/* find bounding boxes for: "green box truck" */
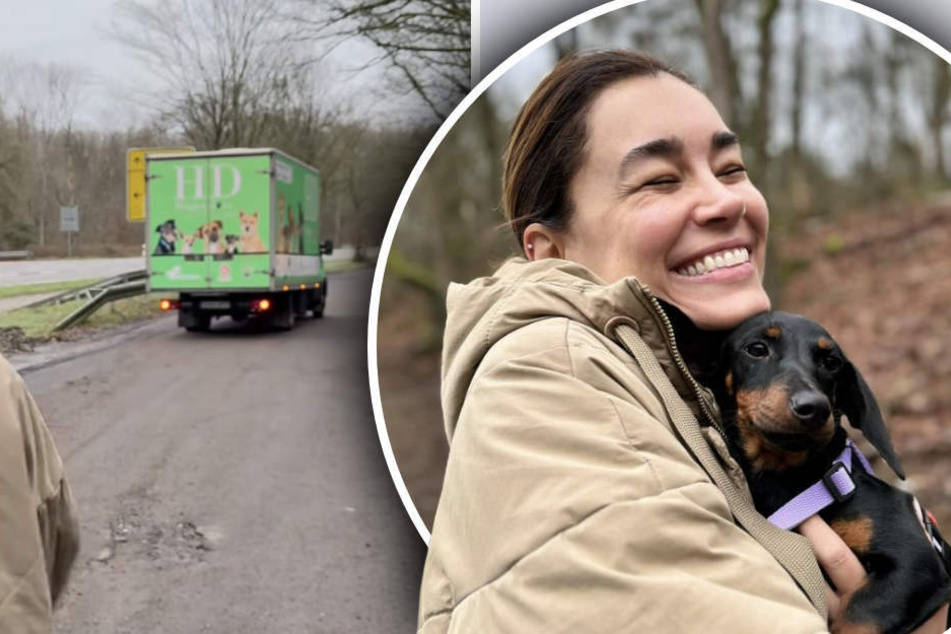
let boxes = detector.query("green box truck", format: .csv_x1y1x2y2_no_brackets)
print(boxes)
146,148,333,331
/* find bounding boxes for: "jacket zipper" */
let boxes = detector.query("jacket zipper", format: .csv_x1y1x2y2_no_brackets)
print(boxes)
633,281,727,438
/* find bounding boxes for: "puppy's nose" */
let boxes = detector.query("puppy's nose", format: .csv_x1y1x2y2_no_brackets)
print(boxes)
790,392,831,429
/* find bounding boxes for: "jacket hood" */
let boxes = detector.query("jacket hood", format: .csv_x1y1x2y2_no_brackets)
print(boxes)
441,257,702,440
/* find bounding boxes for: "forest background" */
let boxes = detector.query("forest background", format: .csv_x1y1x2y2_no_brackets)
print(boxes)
378,0,951,533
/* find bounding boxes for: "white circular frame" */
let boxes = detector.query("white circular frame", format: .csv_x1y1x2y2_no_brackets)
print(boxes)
367,0,951,544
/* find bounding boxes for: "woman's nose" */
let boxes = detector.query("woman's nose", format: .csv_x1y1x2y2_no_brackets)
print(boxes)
691,178,746,226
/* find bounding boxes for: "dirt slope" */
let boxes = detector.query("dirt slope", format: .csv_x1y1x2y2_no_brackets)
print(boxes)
781,202,951,527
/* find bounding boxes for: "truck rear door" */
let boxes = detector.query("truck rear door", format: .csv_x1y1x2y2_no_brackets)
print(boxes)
148,157,207,291
204,154,272,290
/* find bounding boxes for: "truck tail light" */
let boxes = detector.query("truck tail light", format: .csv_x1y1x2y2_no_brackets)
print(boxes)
256,299,272,312
160,299,179,311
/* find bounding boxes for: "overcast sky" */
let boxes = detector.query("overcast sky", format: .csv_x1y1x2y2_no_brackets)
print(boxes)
0,0,412,131
0,0,129,127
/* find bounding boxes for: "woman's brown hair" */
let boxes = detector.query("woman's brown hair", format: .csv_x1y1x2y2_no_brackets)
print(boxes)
502,50,691,248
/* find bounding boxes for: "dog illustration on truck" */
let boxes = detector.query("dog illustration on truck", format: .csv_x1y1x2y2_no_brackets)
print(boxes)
238,211,267,253
146,148,333,331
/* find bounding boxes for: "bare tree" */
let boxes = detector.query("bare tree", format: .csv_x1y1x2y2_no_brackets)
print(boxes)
0,59,88,248
291,0,470,119
782,0,817,221
930,56,951,185
790,0,806,162
0,58,86,134
112,0,310,148
695,0,741,128
0,113,28,249
749,0,780,185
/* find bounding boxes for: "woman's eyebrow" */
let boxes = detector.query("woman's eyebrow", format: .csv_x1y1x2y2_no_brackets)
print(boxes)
618,136,683,178
617,131,741,179
713,130,740,151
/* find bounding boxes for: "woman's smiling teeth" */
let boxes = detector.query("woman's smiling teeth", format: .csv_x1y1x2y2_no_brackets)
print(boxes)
676,247,750,277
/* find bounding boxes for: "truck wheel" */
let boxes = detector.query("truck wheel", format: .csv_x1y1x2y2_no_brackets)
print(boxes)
272,296,295,331
184,314,211,332
312,282,328,318
293,291,308,318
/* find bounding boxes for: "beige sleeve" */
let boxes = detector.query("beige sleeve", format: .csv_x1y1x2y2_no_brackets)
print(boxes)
0,358,79,632
420,320,828,634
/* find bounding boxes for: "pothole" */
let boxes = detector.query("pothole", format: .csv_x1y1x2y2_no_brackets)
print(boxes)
92,511,214,567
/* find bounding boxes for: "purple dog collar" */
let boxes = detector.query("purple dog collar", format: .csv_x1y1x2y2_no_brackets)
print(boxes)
767,439,873,531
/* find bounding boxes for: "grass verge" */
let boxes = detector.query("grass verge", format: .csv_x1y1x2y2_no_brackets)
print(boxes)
0,278,101,299
0,294,166,339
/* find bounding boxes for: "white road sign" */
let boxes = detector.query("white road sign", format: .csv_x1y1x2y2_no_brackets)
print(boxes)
60,206,79,232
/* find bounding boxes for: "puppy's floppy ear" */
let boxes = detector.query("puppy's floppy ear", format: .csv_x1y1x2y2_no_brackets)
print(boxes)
836,359,905,479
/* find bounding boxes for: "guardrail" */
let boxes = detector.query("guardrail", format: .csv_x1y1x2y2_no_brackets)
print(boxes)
24,270,149,331
53,279,148,331
26,270,148,310
0,251,32,261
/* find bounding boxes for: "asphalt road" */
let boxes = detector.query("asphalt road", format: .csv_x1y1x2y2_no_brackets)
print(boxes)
14,269,424,633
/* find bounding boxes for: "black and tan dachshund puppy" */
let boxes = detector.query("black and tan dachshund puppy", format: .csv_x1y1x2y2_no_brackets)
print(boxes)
713,312,950,634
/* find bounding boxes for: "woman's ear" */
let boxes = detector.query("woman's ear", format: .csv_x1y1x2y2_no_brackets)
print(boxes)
523,223,564,261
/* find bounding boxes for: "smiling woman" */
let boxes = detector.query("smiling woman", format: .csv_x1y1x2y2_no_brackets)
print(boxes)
415,50,948,634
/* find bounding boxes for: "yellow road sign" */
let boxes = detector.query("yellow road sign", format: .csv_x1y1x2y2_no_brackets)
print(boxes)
127,147,195,222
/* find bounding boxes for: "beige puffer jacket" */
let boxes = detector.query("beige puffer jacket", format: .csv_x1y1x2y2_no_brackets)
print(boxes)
0,356,79,632
418,258,830,633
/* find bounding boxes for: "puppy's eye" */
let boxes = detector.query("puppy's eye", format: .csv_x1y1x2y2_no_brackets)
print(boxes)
744,342,769,358
821,356,843,372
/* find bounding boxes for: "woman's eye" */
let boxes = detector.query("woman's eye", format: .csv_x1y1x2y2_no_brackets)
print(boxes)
744,342,769,358
719,165,747,179
642,176,679,188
